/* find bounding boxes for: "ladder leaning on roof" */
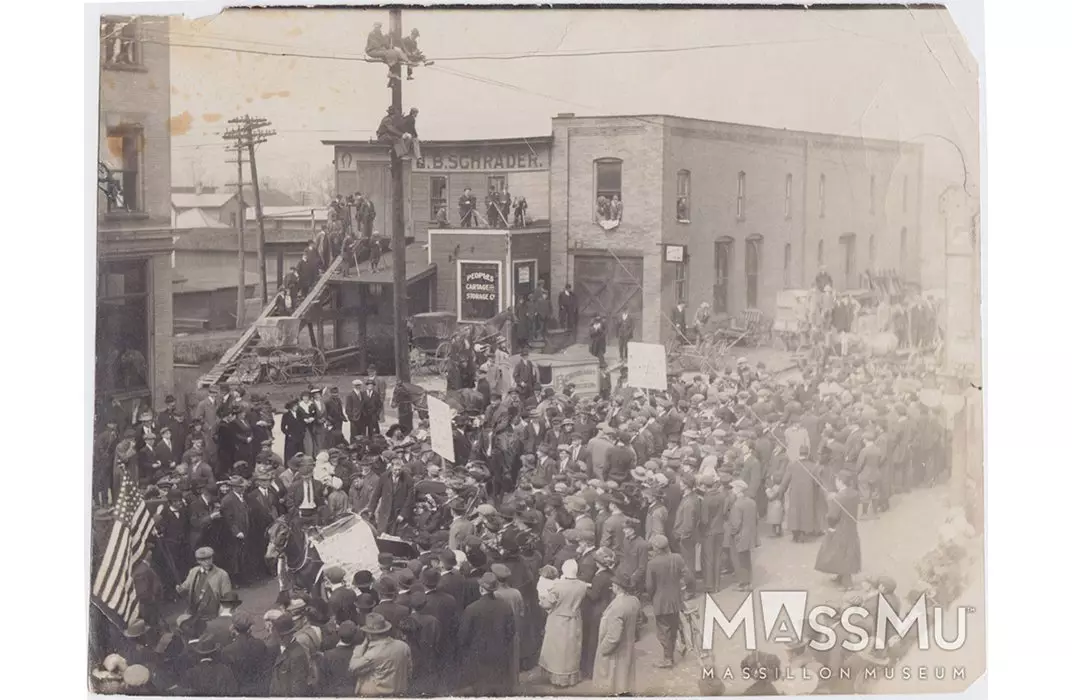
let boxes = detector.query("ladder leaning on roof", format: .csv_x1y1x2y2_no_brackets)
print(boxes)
197,253,346,388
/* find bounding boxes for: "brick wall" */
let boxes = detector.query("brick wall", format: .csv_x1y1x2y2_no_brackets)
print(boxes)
428,231,508,318
665,120,808,325
550,117,666,343
98,16,171,230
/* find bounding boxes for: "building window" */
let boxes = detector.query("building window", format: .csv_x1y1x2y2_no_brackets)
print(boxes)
594,158,623,223
714,238,733,314
784,173,793,219
674,262,688,304
745,235,763,308
903,175,909,212
783,243,792,288
101,16,142,67
96,259,150,398
869,174,876,215
817,239,825,267
900,227,908,272
819,173,826,218
102,126,143,213
229,212,237,228
736,171,747,220
840,233,857,288
430,176,448,222
676,170,691,222
868,234,876,271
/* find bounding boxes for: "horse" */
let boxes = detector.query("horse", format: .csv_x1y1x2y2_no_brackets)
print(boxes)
391,382,487,419
265,516,324,598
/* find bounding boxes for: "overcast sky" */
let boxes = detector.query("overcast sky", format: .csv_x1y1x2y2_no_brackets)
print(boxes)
165,6,978,201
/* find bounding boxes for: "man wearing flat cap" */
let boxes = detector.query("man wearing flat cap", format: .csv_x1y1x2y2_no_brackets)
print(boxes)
220,475,252,586
645,533,693,668
222,611,274,696
176,547,233,623
458,571,518,695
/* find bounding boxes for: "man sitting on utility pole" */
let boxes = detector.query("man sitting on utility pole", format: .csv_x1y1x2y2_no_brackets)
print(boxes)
365,22,406,87
400,29,434,79
376,106,420,160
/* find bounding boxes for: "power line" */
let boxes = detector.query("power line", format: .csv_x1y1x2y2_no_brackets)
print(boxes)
143,34,862,64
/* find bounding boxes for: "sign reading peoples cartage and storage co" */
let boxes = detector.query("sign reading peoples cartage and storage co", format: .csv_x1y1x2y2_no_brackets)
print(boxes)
459,262,501,321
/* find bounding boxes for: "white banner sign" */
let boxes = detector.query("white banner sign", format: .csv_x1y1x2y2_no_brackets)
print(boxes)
427,395,456,463
314,515,383,580
627,342,667,391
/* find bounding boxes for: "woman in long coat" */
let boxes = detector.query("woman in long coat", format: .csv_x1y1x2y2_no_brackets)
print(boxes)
776,457,826,541
593,574,642,695
539,558,588,687
815,469,862,587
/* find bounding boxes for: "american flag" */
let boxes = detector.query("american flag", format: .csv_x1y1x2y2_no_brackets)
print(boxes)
91,467,155,627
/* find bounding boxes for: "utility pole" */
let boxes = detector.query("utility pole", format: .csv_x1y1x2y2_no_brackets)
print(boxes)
389,8,412,429
225,144,247,326
224,116,275,305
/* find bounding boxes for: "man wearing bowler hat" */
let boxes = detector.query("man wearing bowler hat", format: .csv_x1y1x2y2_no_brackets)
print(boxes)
348,612,412,695
458,571,517,695
179,636,238,696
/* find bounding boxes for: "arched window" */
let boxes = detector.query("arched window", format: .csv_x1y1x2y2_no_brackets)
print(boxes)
817,239,825,267
714,236,733,314
593,158,623,223
783,243,792,288
745,235,763,308
676,170,691,222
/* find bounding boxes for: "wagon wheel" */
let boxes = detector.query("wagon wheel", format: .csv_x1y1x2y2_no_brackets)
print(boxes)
267,349,290,385
434,341,452,376
308,348,328,377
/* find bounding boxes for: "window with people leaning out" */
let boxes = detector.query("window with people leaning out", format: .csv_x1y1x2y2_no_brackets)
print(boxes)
101,16,141,67
594,158,623,229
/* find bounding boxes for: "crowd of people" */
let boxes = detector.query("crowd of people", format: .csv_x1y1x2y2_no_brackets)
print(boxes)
92,310,952,695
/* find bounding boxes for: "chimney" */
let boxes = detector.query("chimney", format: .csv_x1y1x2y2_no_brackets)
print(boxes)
556,112,575,119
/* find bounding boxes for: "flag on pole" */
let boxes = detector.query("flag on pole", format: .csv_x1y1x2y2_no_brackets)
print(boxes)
91,467,154,628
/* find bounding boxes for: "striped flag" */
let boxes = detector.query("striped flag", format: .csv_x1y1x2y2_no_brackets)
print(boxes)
91,467,155,628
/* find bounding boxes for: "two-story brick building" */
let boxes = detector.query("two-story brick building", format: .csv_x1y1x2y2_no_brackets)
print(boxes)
550,113,923,344
326,113,923,345
96,15,174,416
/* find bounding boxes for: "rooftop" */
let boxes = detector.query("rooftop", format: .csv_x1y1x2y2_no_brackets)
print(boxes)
247,206,330,222
322,135,553,148
172,192,239,210
174,207,231,230
329,243,436,286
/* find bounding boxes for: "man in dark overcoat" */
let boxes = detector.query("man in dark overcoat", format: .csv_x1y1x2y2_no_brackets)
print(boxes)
457,572,517,696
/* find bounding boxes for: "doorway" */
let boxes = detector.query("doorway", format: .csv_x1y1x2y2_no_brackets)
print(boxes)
513,259,537,305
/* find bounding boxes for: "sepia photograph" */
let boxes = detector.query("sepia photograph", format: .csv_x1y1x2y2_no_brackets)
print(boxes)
88,2,984,696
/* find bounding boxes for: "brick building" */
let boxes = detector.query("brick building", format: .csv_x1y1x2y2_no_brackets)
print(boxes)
550,113,923,344
326,114,922,345
96,15,175,415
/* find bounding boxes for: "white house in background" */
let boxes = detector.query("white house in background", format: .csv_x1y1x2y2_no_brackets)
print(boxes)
171,190,243,228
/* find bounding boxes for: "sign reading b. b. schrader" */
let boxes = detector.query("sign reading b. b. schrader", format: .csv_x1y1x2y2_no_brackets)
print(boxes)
415,146,546,171
627,342,667,391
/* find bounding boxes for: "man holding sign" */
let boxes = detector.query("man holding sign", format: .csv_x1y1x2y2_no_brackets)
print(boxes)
627,342,668,391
